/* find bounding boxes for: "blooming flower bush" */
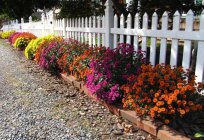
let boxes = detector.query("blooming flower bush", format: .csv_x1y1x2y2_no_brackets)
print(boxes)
34,36,64,72
38,39,64,72
85,43,146,103
57,39,89,75
8,32,21,43
121,64,203,124
13,37,32,50
11,32,36,45
0,30,15,39
24,35,54,59
68,46,106,81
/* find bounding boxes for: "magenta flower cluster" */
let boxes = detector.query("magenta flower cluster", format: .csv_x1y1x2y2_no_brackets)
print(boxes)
39,41,63,72
86,43,146,103
8,32,21,43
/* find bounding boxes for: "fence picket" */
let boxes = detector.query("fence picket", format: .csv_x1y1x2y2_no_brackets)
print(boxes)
127,14,132,44
72,18,75,39
89,17,92,46
182,10,194,70
134,13,139,51
113,14,118,48
85,17,88,43
75,18,78,40
69,18,72,38
97,16,101,46
81,18,84,43
170,11,180,67
150,12,158,65
93,16,96,46
66,19,69,38
195,10,204,83
142,13,148,55
78,18,81,42
102,16,105,46
159,12,168,64
120,14,124,43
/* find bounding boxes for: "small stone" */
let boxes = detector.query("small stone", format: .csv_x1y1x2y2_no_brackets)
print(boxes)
117,123,124,131
136,136,146,140
58,90,63,94
125,124,133,129
79,111,85,116
113,130,123,135
130,127,139,133
83,108,88,111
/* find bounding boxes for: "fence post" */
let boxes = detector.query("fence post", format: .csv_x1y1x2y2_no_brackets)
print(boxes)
50,11,56,34
104,0,114,48
195,10,204,83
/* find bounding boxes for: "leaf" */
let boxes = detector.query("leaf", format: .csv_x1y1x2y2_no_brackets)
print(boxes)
194,132,204,138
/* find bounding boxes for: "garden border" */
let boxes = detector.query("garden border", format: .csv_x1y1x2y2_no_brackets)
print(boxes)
1,39,191,140
60,73,191,140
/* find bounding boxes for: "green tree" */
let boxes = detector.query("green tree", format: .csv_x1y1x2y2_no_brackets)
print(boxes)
0,0,59,20
58,0,105,18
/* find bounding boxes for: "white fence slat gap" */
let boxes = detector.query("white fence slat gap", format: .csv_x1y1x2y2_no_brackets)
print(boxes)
134,13,139,51
195,10,204,83
97,16,101,46
113,14,118,48
150,12,158,66
182,10,194,70
120,14,124,43
89,17,92,46
170,11,180,67
142,13,148,56
126,13,132,44
159,12,168,64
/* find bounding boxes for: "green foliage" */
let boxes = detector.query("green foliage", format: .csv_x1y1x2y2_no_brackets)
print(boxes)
58,0,105,18
0,0,59,20
194,132,204,138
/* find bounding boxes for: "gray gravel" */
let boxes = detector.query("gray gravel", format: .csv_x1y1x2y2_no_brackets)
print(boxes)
0,39,156,140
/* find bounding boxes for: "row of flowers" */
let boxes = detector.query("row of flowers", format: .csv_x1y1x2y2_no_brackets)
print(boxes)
1,30,203,126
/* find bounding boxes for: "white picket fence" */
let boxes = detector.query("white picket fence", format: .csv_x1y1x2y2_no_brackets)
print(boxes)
2,0,204,83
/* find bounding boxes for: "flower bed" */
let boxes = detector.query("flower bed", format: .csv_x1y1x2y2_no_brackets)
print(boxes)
2,30,204,139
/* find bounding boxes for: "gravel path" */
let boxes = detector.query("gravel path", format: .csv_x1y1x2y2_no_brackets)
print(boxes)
0,39,156,140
